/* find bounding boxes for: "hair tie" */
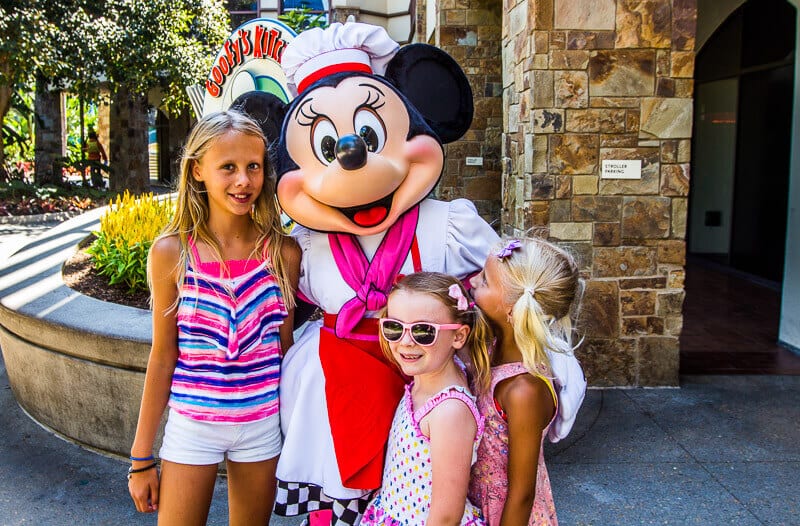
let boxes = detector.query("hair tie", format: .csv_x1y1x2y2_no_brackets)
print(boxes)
495,239,522,259
524,286,535,297
448,284,469,311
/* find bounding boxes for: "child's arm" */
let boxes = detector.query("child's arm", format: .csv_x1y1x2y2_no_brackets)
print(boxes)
425,398,479,526
128,236,181,513
496,374,556,526
278,238,301,352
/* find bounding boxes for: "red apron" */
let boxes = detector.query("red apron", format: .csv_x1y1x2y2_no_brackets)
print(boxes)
320,236,422,490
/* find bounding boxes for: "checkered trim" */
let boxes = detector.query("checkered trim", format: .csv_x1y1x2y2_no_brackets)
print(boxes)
275,481,373,526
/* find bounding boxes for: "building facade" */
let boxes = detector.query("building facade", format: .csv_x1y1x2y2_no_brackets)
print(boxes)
240,0,800,386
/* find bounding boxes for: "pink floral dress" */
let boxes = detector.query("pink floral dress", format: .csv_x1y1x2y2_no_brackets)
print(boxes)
468,362,558,526
362,384,485,526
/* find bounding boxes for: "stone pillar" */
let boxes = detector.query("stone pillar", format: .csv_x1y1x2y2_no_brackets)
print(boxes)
109,87,151,194
33,73,66,185
435,0,503,223
503,0,697,386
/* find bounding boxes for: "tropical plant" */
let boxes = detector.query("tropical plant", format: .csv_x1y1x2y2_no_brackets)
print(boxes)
2,86,34,170
278,5,328,33
0,3,59,179
88,191,174,293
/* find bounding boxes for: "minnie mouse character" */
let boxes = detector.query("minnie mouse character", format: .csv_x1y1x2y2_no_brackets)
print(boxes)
230,22,585,526
257,22,499,525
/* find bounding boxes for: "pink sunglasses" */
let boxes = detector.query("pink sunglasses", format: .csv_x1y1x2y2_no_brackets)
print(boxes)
379,318,464,346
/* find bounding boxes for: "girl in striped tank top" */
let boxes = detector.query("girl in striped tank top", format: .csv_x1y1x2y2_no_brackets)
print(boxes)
128,110,300,525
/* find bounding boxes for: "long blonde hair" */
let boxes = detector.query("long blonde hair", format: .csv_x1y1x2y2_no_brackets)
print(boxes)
494,237,582,376
380,272,492,393
151,110,294,308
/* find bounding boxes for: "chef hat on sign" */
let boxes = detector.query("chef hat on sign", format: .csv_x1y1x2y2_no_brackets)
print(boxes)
281,22,400,96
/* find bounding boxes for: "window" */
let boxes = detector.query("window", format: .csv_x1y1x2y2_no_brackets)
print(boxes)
280,0,329,22
227,0,259,30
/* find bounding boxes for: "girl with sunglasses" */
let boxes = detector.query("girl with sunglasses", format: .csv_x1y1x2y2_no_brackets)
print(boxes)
468,237,583,526
362,272,492,526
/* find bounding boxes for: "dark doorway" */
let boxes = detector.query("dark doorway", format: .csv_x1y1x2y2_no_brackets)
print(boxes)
684,0,798,373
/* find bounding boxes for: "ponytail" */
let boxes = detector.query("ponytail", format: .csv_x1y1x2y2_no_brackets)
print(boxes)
510,291,575,376
495,236,582,376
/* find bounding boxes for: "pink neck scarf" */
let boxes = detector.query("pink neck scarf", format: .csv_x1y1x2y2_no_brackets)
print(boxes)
328,205,420,339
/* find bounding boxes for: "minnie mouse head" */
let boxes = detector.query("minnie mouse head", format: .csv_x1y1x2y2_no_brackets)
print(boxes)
236,22,474,236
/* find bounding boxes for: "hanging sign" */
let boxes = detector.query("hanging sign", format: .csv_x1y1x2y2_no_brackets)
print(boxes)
202,18,297,115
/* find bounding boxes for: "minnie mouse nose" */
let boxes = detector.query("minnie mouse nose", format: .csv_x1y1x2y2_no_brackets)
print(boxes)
335,134,368,171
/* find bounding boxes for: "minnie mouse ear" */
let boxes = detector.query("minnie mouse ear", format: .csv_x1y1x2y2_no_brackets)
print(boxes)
383,44,473,144
230,91,287,144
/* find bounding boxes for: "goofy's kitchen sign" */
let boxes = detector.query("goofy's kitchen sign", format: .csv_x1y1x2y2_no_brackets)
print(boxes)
202,19,296,115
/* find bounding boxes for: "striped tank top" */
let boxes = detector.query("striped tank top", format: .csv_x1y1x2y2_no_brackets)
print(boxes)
168,237,287,424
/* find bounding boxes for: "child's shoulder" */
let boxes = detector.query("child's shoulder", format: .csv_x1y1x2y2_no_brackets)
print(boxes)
423,386,479,423
496,371,556,427
497,371,554,407
149,234,182,283
279,235,301,265
150,234,182,262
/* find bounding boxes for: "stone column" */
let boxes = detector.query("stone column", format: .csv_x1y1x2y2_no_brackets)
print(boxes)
109,86,151,194
503,0,697,386
435,0,503,223
33,73,66,185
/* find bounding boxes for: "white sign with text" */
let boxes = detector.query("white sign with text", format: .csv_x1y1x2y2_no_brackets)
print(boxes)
601,159,642,179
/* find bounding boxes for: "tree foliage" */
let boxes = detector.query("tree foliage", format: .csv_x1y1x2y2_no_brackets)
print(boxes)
1,0,230,187
99,0,230,115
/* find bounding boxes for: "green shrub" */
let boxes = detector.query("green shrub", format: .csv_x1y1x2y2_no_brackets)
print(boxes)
87,191,173,293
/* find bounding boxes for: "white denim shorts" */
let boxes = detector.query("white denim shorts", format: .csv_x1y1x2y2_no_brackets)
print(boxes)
159,409,282,465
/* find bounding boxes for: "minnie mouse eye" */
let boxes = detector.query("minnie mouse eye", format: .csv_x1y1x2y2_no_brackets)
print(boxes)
311,118,338,165
354,109,386,153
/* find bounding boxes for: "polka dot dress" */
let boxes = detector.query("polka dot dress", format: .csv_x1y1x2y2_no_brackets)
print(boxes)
362,384,485,526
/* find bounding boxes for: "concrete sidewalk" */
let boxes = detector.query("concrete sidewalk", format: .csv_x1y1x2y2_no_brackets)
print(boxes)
2,359,797,525
0,220,798,525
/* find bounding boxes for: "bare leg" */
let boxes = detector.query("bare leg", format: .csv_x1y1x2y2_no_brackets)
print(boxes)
227,456,279,526
157,460,218,526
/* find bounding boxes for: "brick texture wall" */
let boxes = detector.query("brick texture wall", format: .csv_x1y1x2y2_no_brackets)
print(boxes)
499,0,697,386
431,0,503,224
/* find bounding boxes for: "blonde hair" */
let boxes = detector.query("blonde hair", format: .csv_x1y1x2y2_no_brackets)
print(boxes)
494,237,582,376
380,272,492,393
151,110,294,309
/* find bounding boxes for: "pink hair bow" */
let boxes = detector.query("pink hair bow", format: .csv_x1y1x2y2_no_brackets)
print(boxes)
448,284,470,311
495,239,522,259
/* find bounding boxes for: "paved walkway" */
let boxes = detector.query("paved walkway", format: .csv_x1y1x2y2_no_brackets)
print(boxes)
0,218,798,525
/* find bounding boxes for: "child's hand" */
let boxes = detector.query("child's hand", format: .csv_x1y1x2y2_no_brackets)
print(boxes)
128,466,160,513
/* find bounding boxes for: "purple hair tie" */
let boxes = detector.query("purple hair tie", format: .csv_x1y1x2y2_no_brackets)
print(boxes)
495,239,522,259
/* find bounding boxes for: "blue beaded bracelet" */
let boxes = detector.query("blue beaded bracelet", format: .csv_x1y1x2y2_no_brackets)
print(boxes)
129,454,155,461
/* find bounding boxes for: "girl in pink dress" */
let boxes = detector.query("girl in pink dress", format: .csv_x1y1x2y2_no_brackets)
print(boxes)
468,237,583,526
362,272,492,526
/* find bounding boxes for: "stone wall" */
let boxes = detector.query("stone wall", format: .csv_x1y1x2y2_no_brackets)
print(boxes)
432,0,503,223
502,0,696,386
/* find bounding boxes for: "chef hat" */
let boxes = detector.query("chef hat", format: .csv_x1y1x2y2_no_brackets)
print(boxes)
281,22,400,96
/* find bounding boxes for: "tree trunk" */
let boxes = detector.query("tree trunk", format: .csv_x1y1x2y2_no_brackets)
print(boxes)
109,86,150,194
33,71,66,185
0,60,12,179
